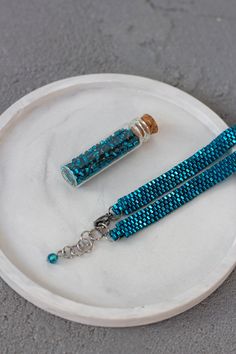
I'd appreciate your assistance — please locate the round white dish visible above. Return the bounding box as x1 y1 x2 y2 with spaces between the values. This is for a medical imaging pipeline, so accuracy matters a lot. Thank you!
0 74 235 327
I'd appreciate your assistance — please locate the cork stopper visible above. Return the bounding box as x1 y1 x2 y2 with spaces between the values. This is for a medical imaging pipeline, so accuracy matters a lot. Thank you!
141 114 159 134
131 114 159 141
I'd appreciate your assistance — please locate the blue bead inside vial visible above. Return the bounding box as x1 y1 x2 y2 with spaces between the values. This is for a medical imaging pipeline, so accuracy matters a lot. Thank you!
61 128 140 187
61 115 158 187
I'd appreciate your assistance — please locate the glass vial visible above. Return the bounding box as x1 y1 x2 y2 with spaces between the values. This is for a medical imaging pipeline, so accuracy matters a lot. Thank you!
61 114 158 187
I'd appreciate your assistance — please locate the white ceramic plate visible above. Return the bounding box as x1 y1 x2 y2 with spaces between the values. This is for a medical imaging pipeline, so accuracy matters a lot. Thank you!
0 74 235 327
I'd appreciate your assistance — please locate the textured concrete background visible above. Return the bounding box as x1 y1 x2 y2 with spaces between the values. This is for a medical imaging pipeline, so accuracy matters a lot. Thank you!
0 0 235 353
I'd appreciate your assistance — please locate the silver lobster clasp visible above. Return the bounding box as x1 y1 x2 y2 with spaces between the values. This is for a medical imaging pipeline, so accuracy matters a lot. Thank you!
94 207 120 235
94 213 112 235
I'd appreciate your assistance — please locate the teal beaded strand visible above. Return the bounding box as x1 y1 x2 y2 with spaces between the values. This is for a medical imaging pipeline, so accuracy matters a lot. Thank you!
109 151 236 240
112 125 236 216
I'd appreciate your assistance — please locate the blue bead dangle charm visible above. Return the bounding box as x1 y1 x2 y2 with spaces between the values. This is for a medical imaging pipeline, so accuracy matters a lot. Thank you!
61 114 159 187
47 253 58 264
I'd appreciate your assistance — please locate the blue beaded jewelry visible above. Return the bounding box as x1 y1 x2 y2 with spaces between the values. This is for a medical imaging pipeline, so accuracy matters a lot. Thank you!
48 125 236 263
112 125 236 215
109 152 236 240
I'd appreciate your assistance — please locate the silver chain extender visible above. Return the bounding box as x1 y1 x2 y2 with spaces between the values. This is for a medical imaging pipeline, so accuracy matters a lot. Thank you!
57 207 120 260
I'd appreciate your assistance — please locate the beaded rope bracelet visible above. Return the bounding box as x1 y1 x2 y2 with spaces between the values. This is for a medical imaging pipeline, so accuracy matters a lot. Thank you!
48 125 236 264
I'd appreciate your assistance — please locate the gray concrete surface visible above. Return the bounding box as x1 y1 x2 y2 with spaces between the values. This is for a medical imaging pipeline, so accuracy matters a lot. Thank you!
0 0 235 353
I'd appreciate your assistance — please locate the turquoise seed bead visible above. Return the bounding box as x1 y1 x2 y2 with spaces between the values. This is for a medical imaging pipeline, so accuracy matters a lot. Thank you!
47 253 58 264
